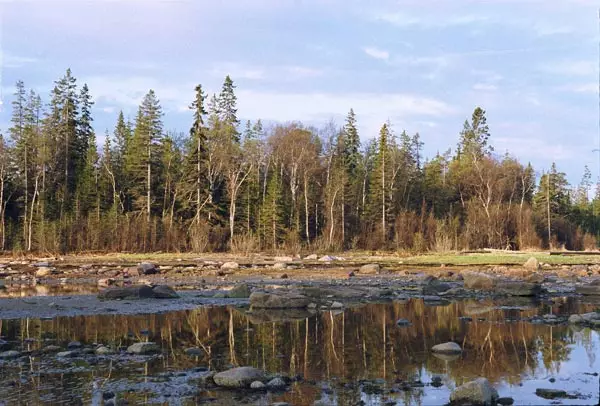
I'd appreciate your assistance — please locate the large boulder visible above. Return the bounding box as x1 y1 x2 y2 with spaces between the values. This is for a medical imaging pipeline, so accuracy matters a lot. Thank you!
213 366 266 388
98 285 179 300
359 264 380 274
523 257 540 271
576 285 600 295
422 279 452 295
568 312 600 324
250 291 310 309
496 281 542 296
462 271 496 290
450 378 498 405
127 342 160 355
138 262 159 275
227 284 251 298
221 262 239 271
35 267 55 277
432 342 462 354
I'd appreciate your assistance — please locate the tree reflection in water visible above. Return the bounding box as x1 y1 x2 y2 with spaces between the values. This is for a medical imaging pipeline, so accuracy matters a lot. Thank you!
0 297 597 405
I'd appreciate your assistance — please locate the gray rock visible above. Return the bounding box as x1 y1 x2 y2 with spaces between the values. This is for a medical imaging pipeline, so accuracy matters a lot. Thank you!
41 345 62 353
497 397 514 405
221 262 239 271
184 347 203 356
213 366 266 388
396 318 411 327
138 262 159 275
304 254 318 260
359 264 380 274
274 256 294 262
33 261 50 267
432 342 462 354
535 388 572 400
462 271 496 290
250 291 310 309
272 403 290 406
496 281 542 296
273 262 287 270
523 257 540 270
127 342 160 355
423 279 452 295
98 285 179 300
576 285 600 295
95 346 115 355
226 283 251 299
0 350 20 359
267 377 287 388
56 351 78 358
67 341 82 349
250 380 265 389
318 255 336 262
330 301 343 309
35 267 55 277
450 378 498 406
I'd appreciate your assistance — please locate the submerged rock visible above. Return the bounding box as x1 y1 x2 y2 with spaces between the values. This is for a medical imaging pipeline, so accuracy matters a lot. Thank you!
462 271 496 290
127 342 160 355
0 350 20 359
220 262 239 271
138 262 159 275
535 388 573 400
432 342 462 354
496 281 542 296
98 285 179 300
450 378 498 405
250 291 309 309
213 366 266 388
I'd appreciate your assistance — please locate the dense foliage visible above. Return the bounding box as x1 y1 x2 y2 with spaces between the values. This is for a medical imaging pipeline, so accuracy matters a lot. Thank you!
2 70 599 253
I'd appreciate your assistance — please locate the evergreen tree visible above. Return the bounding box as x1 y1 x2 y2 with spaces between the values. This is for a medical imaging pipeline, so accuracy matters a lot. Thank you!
218 75 240 143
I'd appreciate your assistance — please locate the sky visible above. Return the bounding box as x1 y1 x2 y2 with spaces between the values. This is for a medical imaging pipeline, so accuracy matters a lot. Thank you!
0 0 599 183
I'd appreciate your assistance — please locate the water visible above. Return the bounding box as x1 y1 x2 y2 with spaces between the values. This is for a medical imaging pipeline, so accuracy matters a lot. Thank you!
0 298 598 405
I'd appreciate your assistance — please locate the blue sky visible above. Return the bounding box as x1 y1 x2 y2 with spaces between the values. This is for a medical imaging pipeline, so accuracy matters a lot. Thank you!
0 0 599 183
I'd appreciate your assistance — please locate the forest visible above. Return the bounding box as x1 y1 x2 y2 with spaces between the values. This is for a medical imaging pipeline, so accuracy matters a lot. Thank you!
2 68 599 254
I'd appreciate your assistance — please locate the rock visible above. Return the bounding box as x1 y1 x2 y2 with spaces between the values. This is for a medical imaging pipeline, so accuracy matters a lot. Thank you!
56 351 78 358
496 397 514 406
422 279 452 295
184 347 203 356
396 319 411 327
496 281 542 296
123 266 140 277
526 273 545 283
250 291 310 309
250 380 265 389
33 261 50 267
41 345 62 353
523 257 540 270
330 301 343 309
127 342 160 355
35 267 54 277
273 262 287 270
213 366 266 388
98 285 179 300
221 262 239 271
280 273 289 279
98 278 116 287
0 350 20 359
67 341 82 349
95 346 115 355
535 389 571 400
227 284 251 298
274 256 293 263
151 285 179 298
359 264 380 274
304 254 318 260
462 271 496 290
138 262 159 275
450 378 498 406
432 342 462 354
348 271 355 277
571 265 590 277
318 255 336 262
568 312 600 324
267 377 287 388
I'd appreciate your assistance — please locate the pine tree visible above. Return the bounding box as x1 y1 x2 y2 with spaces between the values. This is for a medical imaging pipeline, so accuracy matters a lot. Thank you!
186 84 208 224
260 163 284 250
368 123 390 240
218 75 240 143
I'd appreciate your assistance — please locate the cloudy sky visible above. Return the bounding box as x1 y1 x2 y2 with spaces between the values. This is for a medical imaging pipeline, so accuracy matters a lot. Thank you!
0 0 599 182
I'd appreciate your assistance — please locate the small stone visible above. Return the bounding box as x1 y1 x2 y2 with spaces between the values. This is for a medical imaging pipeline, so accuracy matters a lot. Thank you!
304 254 318 260
250 380 265 389
497 397 514 405
431 342 462 354
95 346 115 355
348 271 355 277
450 378 498 405
67 341 82 349
359 264 380 274
138 262 159 275
102 391 115 400
523 257 540 270
396 319 411 327
273 262 287 270
280 273 289 279
330 301 343 309
221 262 239 271
535 388 570 399
57 351 78 358
35 267 54 277
127 342 160 355
213 366 266 388
267 377 287 388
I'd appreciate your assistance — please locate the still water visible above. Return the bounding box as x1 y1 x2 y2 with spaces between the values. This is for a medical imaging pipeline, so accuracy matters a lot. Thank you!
0 298 598 405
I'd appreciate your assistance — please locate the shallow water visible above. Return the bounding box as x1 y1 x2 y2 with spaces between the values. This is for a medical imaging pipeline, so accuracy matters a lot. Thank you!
0 297 598 405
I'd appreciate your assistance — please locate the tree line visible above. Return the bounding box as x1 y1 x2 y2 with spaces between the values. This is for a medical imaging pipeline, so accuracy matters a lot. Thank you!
2 69 599 253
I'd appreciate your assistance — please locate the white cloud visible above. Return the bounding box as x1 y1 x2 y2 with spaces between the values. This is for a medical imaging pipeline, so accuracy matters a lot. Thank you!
374 12 488 29
285 66 323 78
559 83 597 93
495 136 576 161
1 52 38 69
210 63 265 80
363 47 390 61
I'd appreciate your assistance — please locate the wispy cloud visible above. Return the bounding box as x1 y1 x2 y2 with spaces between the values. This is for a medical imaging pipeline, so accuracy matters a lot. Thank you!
363 47 390 61
473 83 498 91
374 12 488 29
1 52 38 69
542 60 596 76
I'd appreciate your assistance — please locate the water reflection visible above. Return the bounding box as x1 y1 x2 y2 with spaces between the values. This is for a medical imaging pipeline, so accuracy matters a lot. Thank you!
0 298 598 405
